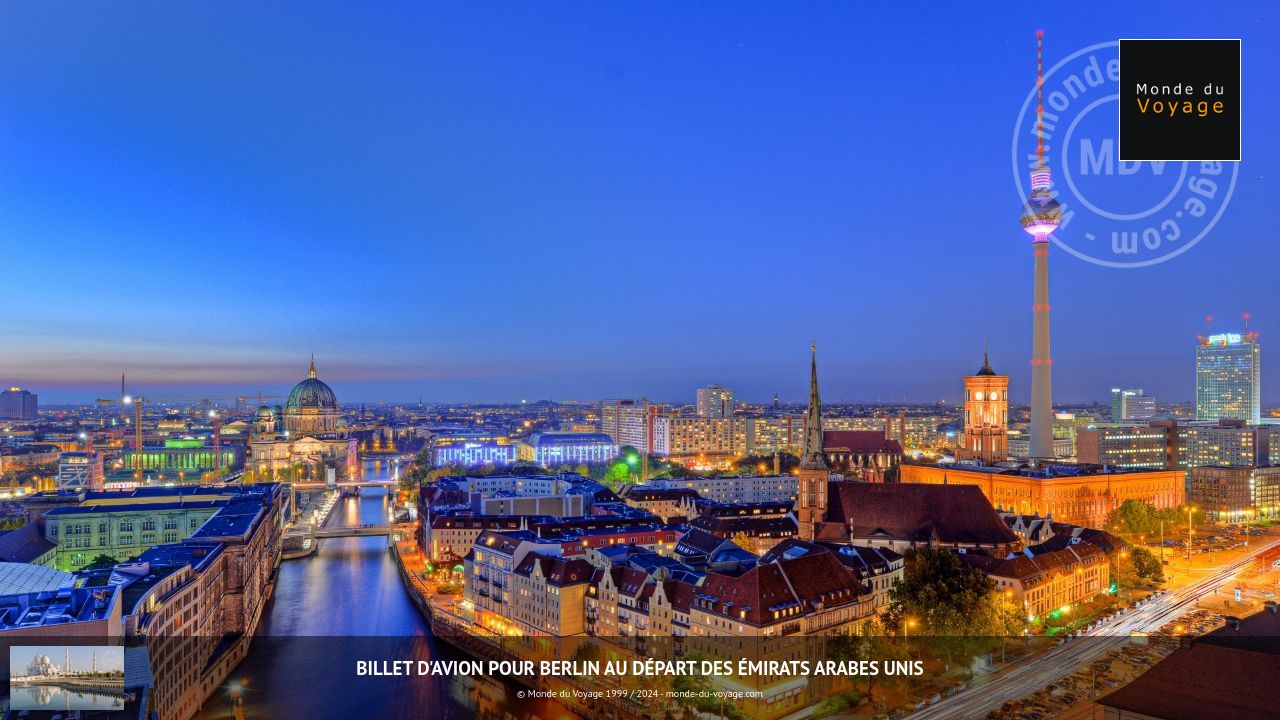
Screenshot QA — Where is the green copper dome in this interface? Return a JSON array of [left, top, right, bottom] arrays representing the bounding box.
[[286, 357, 339, 411]]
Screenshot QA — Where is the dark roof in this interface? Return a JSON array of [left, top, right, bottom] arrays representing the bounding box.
[[975, 352, 999, 376], [1200, 605, 1280, 656], [661, 579, 697, 613], [513, 552, 595, 586], [823, 430, 903, 455], [623, 486, 701, 503], [690, 515, 797, 538], [695, 500, 793, 517], [529, 432, 614, 446], [826, 482, 1019, 547], [759, 538, 902, 580], [1097, 641, 1280, 720], [0, 524, 55, 563], [675, 527, 730, 556], [473, 529, 539, 555]]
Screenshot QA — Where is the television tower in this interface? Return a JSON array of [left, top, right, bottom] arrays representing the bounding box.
[[1020, 31, 1062, 461]]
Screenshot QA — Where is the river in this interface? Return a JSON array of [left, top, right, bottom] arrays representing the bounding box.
[[195, 460, 577, 720]]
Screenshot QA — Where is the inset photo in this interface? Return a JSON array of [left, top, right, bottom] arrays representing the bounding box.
[[8, 645, 126, 712]]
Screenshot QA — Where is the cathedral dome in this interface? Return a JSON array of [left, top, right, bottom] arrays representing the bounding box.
[[255, 405, 276, 419], [285, 357, 339, 411], [286, 378, 338, 411]]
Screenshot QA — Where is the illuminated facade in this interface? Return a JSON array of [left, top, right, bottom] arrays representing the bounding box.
[[599, 399, 665, 454], [962, 541, 1108, 621], [429, 433, 518, 467], [249, 359, 356, 479], [749, 416, 802, 455], [958, 353, 1009, 464], [654, 415, 749, 459], [900, 462, 1184, 528], [1181, 419, 1272, 468], [42, 486, 244, 571], [57, 451, 104, 491], [696, 384, 734, 418], [517, 432, 617, 466], [1189, 465, 1280, 522], [1111, 388, 1155, 421], [0, 387, 38, 420], [1195, 332, 1261, 425], [1076, 424, 1174, 469]]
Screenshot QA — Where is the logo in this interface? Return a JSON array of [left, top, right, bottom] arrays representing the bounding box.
[[1010, 41, 1238, 268]]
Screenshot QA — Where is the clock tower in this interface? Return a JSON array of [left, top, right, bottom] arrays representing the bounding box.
[[959, 351, 1009, 464]]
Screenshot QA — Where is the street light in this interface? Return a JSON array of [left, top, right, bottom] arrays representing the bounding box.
[[1185, 505, 1197, 566]]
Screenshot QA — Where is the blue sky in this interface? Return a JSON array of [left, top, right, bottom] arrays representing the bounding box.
[[1, 2, 1276, 405], [11, 645, 124, 674]]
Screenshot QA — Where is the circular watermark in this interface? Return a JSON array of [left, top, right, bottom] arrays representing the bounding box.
[[1010, 41, 1238, 268]]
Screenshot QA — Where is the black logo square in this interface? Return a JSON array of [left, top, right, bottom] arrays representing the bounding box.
[[1119, 39, 1240, 161]]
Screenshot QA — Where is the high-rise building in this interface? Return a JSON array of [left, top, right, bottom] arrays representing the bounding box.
[[958, 352, 1009, 464], [1019, 32, 1063, 461], [0, 387, 38, 420], [696, 385, 734, 418], [796, 344, 828, 541], [1196, 331, 1261, 424], [1111, 388, 1156, 421], [599, 399, 666, 455]]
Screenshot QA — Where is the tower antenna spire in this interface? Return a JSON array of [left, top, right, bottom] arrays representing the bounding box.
[[1036, 30, 1045, 166]]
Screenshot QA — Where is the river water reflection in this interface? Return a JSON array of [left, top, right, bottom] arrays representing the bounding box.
[[195, 461, 579, 720]]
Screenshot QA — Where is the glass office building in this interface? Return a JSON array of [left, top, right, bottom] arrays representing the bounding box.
[[1195, 332, 1261, 425]]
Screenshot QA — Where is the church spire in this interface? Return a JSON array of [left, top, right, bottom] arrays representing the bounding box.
[[308, 354, 317, 379], [800, 341, 827, 470]]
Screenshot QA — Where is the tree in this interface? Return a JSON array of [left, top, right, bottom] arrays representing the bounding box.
[[729, 531, 759, 556], [1129, 546, 1165, 583], [827, 619, 904, 704], [1108, 499, 1159, 537], [84, 554, 119, 570], [884, 548, 1019, 670]]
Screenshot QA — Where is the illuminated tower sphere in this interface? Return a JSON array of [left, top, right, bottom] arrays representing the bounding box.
[[1020, 31, 1061, 461]]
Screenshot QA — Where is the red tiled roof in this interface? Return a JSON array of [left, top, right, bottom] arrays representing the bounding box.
[[826, 482, 1019, 547], [960, 542, 1105, 585], [1097, 642, 1280, 720], [694, 552, 863, 626]]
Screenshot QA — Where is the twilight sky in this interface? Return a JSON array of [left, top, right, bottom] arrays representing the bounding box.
[[1, 2, 1277, 405]]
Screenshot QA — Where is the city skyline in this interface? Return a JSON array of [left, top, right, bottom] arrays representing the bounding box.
[[2, 3, 1278, 405]]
